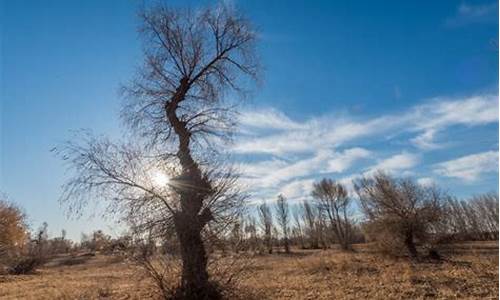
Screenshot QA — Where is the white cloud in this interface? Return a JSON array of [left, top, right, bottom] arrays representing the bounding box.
[[239, 108, 304, 131], [235, 93, 498, 203], [411, 129, 441, 150], [240, 147, 371, 190], [410, 94, 498, 149], [239, 159, 288, 178], [279, 179, 315, 201], [258, 150, 333, 187], [417, 177, 435, 187], [434, 150, 499, 182], [327, 147, 371, 172], [414, 95, 498, 130], [366, 152, 420, 175], [233, 114, 405, 155], [235, 94, 498, 154]]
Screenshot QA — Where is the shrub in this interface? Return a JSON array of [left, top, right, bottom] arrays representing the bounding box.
[[6, 256, 42, 275], [355, 172, 445, 260]]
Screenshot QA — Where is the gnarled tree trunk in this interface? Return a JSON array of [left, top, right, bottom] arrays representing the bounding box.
[[174, 213, 215, 299], [167, 79, 217, 299], [404, 231, 418, 260]]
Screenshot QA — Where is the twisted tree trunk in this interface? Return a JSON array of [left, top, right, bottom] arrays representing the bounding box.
[[404, 231, 418, 260], [167, 78, 217, 299], [174, 213, 215, 299]]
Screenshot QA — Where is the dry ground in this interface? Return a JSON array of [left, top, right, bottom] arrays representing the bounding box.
[[0, 241, 497, 299]]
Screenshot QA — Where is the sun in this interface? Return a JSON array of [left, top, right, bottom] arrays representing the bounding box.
[[152, 170, 170, 187]]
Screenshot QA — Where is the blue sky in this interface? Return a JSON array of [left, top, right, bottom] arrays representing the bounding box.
[[1, 0, 498, 240]]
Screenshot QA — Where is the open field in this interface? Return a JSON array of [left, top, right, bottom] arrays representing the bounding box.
[[0, 241, 498, 300]]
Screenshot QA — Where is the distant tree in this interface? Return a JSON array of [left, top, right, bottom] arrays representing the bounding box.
[[274, 195, 290, 253], [92, 230, 112, 252], [301, 201, 319, 249], [292, 206, 305, 249], [258, 203, 273, 254], [470, 193, 499, 240], [230, 220, 243, 253], [442, 193, 499, 241], [56, 2, 259, 298], [355, 172, 445, 259], [312, 179, 353, 250], [47, 229, 72, 254], [244, 215, 258, 251], [316, 213, 329, 250], [34, 222, 49, 261]]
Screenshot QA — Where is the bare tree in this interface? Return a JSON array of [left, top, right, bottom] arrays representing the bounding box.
[[316, 213, 329, 250], [355, 172, 444, 260], [292, 205, 305, 249], [274, 194, 290, 253], [258, 202, 273, 254], [470, 193, 499, 240], [442, 193, 499, 241], [312, 179, 353, 250], [229, 219, 243, 253], [301, 200, 319, 249], [56, 2, 258, 298], [34, 222, 49, 261], [243, 215, 258, 252]]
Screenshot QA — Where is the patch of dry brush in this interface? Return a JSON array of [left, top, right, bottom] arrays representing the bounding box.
[[0, 242, 497, 300]]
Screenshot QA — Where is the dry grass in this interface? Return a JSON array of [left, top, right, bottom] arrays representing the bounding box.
[[0, 242, 497, 299]]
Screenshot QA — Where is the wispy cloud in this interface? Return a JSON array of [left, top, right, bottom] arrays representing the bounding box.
[[434, 150, 499, 182], [410, 94, 498, 149], [445, 2, 498, 27], [327, 147, 371, 173], [417, 177, 435, 187], [239, 108, 304, 131], [236, 94, 498, 154], [279, 179, 315, 201], [240, 147, 369, 187], [235, 93, 498, 202], [234, 113, 406, 155], [365, 152, 420, 176], [411, 129, 441, 150]]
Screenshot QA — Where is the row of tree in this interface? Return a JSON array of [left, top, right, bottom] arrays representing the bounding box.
[[224, 174, 499, 260]]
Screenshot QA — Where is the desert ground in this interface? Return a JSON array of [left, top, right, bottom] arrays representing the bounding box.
[[0, 241, 497, 300]]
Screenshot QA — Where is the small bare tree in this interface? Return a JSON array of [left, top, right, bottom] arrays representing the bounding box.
[[243, 215, 258, 252], [301, 200, 319, 249], [355, 172, 445, 260], [56, 2, 258, 298], [33, 222, 49, 262], [292, 206, 305, 249], [274, 194, 290, 253], [258, 202, 273, 254], [311, 179, 353, 251]]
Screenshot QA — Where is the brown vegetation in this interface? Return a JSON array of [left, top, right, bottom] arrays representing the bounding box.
[[0, 242, 497, 299], [355, 172, 447, 259]]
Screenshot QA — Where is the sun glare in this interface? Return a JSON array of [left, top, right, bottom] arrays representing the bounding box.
[[152, 171, 170, 187]]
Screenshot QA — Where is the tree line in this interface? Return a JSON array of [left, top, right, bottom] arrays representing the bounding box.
[[223, 174, 499, 260]]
